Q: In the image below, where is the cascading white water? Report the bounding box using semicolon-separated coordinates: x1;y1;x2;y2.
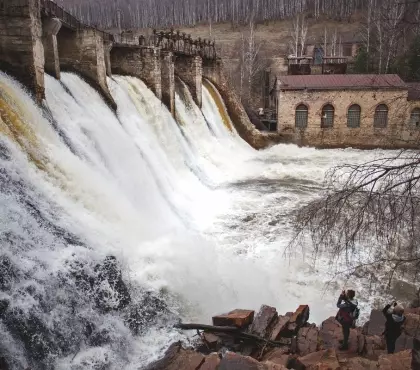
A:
0;71;392;369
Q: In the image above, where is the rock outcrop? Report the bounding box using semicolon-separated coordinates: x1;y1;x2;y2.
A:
150;303;420;370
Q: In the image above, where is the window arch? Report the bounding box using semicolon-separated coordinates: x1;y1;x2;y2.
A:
373;104;388;128
321;104;334;128
410;108;420;128
347;104;361;128
295;104;308;128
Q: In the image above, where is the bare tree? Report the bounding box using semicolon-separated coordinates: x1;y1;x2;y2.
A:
289;14;308;57
290;149;420;284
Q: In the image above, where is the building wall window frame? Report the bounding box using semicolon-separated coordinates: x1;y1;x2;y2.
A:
321;104;335;128
295;103;309;128
347;104;361;128
410;107;420;129
373;104;389;128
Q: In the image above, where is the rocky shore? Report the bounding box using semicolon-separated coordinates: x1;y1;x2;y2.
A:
146;304;420;370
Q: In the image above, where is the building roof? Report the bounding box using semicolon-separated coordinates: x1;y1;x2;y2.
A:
277;74;407;91
408;83;420;101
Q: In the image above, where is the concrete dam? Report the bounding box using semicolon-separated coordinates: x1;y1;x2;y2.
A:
0;0;280;149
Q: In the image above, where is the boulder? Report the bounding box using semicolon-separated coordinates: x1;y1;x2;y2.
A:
341;357;377;370
366;310;385;336
292;349;340;370
318;317;362;354
413;336;420;370
269;315;290;341
287;305;310;334
212;309;255;328
262;361;288;369
249;305;278;338
364;335;386;359
144;342;182;370
297;325;319;356
377;349;412;370
202;332;221;351
395;332;414;352
218;352;263;370
262;348;290;366
200;353;220;370
402;313;420;337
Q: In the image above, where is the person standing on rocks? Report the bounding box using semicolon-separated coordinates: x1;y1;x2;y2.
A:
336;289;359;350
383;302;406;354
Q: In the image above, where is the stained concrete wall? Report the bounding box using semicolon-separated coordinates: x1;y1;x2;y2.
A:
110;46;162;100
161;51;175;116
202;58;282;149
43;18;61;79
276;88;420;149
0;0;45;102
175;55;202;108
57;27;116;110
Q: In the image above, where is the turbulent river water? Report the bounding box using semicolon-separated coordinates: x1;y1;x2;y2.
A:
0;71;391;369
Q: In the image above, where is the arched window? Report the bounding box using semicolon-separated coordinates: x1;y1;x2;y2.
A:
295;104;308;128
373;104;388;128
321;104;334;128
410;108;420;128
347;104;361;128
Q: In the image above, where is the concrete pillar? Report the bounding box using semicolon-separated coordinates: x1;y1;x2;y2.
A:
0;0;45;103
161;51;175;116
138;47;162;100
57;27;116;110
175;55;202;108
42;18;62;79
104;40;113;77
110;46;162;100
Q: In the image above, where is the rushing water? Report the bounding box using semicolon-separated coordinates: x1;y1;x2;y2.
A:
0;71;390;369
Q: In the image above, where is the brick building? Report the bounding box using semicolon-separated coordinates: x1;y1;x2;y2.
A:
273;74;420;149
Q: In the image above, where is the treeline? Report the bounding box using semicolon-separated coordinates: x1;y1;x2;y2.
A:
55;0;371;29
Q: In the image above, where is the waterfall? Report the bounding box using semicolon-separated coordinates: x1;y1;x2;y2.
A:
0;71;389;369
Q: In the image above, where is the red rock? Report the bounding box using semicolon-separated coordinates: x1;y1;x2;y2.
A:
202;332;220;350
297;325;319;356
212;309;255;328
363;335;386;360
165;350;205;370
318;317;363;354
218;352;263;370
293;349;340;370
269;315;290;341
377;349;412;370
402;313;420;337
200;353;220;370
288;305;310;333
413;336;420;370
342;357;378;370
262;361;288;369
249;305;278;338
366;309;385;336
262;348;290;366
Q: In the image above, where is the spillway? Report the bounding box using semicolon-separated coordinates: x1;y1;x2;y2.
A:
0;71;389;369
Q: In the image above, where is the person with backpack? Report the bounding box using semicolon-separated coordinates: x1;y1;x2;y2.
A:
336;289;359;350
382;302;406;354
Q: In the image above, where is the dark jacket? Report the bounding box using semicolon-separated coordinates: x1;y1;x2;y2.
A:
336;295;358;325
382;304;405;338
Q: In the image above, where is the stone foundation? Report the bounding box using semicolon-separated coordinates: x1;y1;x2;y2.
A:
57;27;116;110
175;55;202;108
203;58;283;149
110;46;162;100
161;51;175;115
0;0;45;102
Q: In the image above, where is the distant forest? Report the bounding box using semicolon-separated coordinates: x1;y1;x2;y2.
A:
56;0;375;29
